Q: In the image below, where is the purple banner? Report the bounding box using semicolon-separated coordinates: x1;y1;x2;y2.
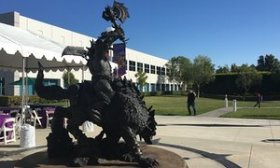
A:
113;43;126;76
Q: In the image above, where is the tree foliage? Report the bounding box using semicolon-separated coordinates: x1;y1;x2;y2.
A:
216;65;230;73
256;54;280;72
62;71;78;88
235;65;262;95
165;56;192;90
230;64;239;72
192;55;215;97
135;71;148;92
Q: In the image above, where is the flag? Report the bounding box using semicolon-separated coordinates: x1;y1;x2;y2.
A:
113;1;129;23
113;43;126;76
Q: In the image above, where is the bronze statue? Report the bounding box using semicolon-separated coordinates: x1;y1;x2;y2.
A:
35;1;158;167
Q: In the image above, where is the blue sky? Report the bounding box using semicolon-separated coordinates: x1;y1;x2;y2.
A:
1;0;280;68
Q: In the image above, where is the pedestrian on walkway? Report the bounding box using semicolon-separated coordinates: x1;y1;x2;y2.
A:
254;92;262;108
187;90;196;116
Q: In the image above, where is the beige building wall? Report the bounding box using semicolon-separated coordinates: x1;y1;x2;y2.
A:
0;11;179;95
126;48;168;83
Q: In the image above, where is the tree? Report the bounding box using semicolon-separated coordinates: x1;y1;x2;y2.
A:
216;65;230;73
235;65;262;95
192;55;215;97
165;56;192;91
62;71;78;88
135;71;148;92
256;54;280;72
230;63;239;72
256;55;265;71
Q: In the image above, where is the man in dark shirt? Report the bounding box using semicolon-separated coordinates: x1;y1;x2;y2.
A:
187;90;196;116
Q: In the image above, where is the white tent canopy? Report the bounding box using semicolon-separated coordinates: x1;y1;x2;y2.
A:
0;22;87;72
0;22;88;111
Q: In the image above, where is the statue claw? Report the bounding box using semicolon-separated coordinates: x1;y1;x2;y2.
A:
89;110;102;127
139;156;159;168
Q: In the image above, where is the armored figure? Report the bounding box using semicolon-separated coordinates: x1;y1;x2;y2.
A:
87;38;115;126
62;3;127;126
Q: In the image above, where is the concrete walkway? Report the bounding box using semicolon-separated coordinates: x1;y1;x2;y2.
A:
197;107;233;117
154;116;280;168
1;113;280;168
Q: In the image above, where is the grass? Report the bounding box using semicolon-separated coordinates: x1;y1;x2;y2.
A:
46;95;280;120
221;100;280;120
144;95;224;116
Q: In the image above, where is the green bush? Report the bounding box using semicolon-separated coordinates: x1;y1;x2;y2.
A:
0;96;21;106
0;96;66;106
202;72;280;100
143;91;183;97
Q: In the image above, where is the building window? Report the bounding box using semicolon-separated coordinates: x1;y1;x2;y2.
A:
151;65;155;74
156;66;161;75
129;61;136;71
144;83;149;92
166;68;170;76
137;62;143;72
0;77;5;96
156;83;161;91
151;83;156;92
144;64;150;73
161;84;165;91
161;67;166;75
165;84;169;91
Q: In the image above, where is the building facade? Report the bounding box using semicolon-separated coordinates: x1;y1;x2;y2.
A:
0;11;179;96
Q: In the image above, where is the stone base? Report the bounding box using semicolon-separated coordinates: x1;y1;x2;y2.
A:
15;145;187;168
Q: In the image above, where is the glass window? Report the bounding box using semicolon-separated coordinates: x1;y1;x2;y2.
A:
0;77;5;96
165;84;169;91
151;83;156;92
161;67;166;75
144;64;150;73
129;61;136;71
137;62;143;72
144;83;149;92
166;68;170;76
156;66;161;75
151;65;155;74
156;83;161;91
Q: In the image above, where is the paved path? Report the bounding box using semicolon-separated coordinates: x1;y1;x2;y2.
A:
197;107;232;117
1;114;280;168
154;116;280;168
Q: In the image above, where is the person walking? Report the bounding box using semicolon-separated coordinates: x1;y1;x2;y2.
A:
254;92;262;108
187;90;197;116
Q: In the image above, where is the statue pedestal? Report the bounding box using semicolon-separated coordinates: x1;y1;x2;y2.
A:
15;145;188;168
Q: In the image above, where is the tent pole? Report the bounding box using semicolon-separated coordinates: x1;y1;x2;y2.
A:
67;68;70;86
21;57;26;108
21;57;26;124
82;65;85;82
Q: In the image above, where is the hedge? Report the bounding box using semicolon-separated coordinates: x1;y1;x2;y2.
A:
201;73;280;99
0;96;66;106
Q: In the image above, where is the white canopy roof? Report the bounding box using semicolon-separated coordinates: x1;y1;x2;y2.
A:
0;22;87;72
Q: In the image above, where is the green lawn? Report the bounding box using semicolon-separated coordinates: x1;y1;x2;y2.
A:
47;96;280;119
221;100;280;120
144;95;224;116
